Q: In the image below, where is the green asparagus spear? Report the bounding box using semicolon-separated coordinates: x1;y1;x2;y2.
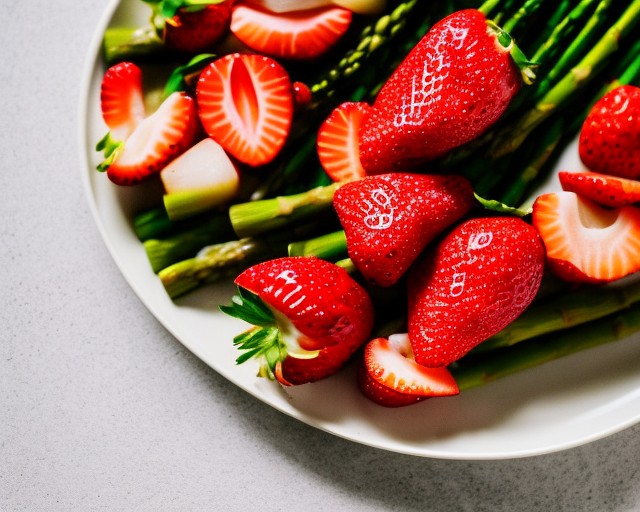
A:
452;301;640;391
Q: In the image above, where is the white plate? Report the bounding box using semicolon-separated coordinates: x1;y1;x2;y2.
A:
79;0;640;459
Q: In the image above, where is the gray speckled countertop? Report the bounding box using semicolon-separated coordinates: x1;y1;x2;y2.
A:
2;2;640;511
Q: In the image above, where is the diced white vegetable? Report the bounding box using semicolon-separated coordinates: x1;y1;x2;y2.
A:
160;138;240;220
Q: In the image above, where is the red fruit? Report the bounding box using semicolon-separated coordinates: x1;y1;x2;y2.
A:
408;216;545;367
221;257;374;385
358;335;459;408
196;52;293;166
100;62;146;141
558;171;640;208
532;192;640;284
578;85;640;180
358;9;522;174
317;102;370;183
97;91;200;186
230;4;352;60
333;173;475;287
163;2;234;53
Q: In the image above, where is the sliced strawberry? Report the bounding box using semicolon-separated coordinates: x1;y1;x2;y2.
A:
532;191;640;283
221;257;374;385
333;173;475;286
358;335;459;407
100;62;146;141
558;171;640;208
162;2;234;53
317;102;369;183
196;53;293;166
97;92;199;186
230;4;352;60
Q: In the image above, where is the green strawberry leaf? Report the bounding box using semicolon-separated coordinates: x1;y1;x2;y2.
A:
219;286;275;327
474;193;532;217
163;53;217;98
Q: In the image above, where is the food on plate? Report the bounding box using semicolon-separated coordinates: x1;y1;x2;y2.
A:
358;334;459;408
578;85;640;180
333;173;475;287
408;216;545;367
220;257;374;385
558;171;640;208
196;52;294;166
533;191;640;284
230;3;353;60
94;0;640;408
358;8;529;174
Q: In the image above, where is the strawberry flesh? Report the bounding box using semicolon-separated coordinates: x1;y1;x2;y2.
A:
230;4;352;60
579;85;640;180
359;335;459;407
558;171;640;208
100;62;146;141
333;173;475;286
408;216;545;367
358;9;521;174
317;101;370;183
196;53;293;166
103;92;200;186
532;191;640;283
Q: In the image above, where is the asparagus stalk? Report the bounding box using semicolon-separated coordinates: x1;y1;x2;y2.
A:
288;230;348;260
229;183;340;238
474;279;640;354
452;301;640;391
159;237;284;299
489;0;640;158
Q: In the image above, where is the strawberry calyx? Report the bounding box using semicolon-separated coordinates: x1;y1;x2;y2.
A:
220;286;321;383
487;20;537;85
144;0;227;19
95;132;124;173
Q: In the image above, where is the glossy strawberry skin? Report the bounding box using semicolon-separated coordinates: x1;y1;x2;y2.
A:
408;216;545;367
333;173;475;286
359;9;521;174
558;171;640;208
579;85;640;180
163;2;234;53
235;257;374;384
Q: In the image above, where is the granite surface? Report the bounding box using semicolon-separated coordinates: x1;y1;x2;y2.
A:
2;1;640;511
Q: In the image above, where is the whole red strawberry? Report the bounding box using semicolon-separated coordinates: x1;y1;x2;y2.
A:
408;216;545;367
358;9;524;174
162;1;234;53
333;173;475;286
579;85;640;180
221;257;374;385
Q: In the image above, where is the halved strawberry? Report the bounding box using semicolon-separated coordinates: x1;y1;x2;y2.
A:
196;53;293;166
558;171;640;208
230;4;352;60
100;62;146;141
532;191;640;283
317;101;369;183
358;334;459;408
96;92;200;186
221;257;374;385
